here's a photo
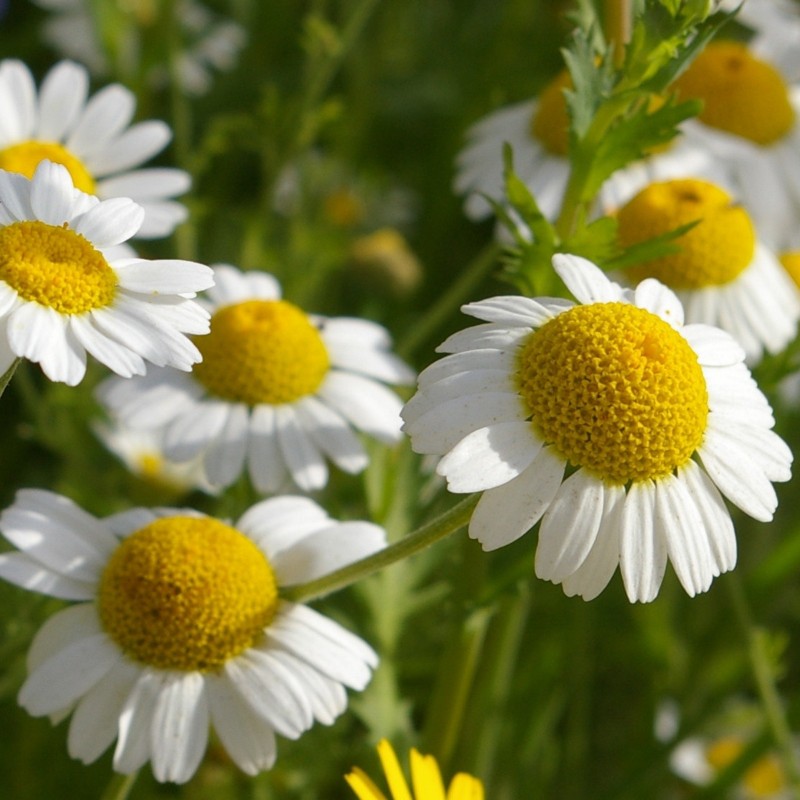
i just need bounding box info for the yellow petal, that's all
[410,748,447,800]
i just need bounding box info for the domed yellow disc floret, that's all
[673,41,795,145]
[517,302,708,484]
[705,738,785,797]
[0,220,117,313]
[617,179,755,288]
[530,69,573,156]
[98,516,279,672]
[193,299,331,406]
[0,141,96,194]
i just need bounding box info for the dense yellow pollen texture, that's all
[0,220,117,313]
[193,299,330,405]
[617,179,755,288]
[0,140,96,193]
[530,69,573,156]
[98,516,278,672]
[674,41,795,145]
[517,303,708,484]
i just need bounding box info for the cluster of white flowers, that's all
[0,0,798,793]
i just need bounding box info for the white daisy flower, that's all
[0,58,190,238]
[673,39,800,250]
[0,488,384,783]
[453,69,718,223]
[97,263,414,493]
[614,177,800,363]
[0,161,212,385]
[93,420,217,496]
[401,254,792,603]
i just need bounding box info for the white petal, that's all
[150,672,209,784]
[247,405,287,494]
[0,488,118,581]
[0,552,93,599]
[27,603,100,674]
[275,404,328,491]
[67,84,136,158]
[682,324,746,366]
[293,396,368,474]
[72,197,144,246]
[68,659,140,765]
[207,264,281,306]
[20,633,121,716]
[536,468,605,583]
[437,420,541,492]
[85,120,171,175]
[678,460,737,576]
[469,446,565,550]
[114,669,162,775]
[164,399,229,461]
[461,295,559,327]
[416,348,514,389]
[552,254,624,303]
[30,160,78,225]
[634,278,684,327]
[699,427,778,521]
[70,315,147,378]
[270,521,386,586]
[203,402,249,487]
[237,495,332,559]
[113,259,215,295]
[619,481,667,603]
[562,483,625,600]
[402,368,515,420]
[0,168,34,220]
[223,649,312,739]
[7,303,87,385]
[436,322,528,355]
[268,602,377,688]
[0,60,37,140]
[656,473,715,597]
[206,675,277,775]
[96,168,190,201]
[37,60,89,141]
[402,391,526,455]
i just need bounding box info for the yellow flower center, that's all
[193,299,331,405]
[706,737,785,798]
[779,252,800,288]
[98,516,279,672]
[0,141,96,194]
[530,69,573,156]
[0,220,117,313]
[617,179,755,288]
[517,303,708,484]
[673,41,795,145]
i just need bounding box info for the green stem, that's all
[0,358,20,401]
[604,0,632,68]
[99,770,139,800]
[397,241,500,360]
[283,494,479,604]
[726,572,800,791]
[423,605,493,772]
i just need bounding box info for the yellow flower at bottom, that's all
[346,739,484,800]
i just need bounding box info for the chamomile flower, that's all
[97,264,414,493]
[614,178,800,362]
[453,69,716,222]
[346,739,484,800]
[93,420,216,496]
[0,58,189,238]
[0,161,212,385]
[673,40,800,250]
[401,254,792,603]
[0,489,384,783]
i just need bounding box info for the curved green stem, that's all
[283,494,479,604]
[726,572,800,792]
[99,770,139,800]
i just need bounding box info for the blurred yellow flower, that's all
[346,739,484,800]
